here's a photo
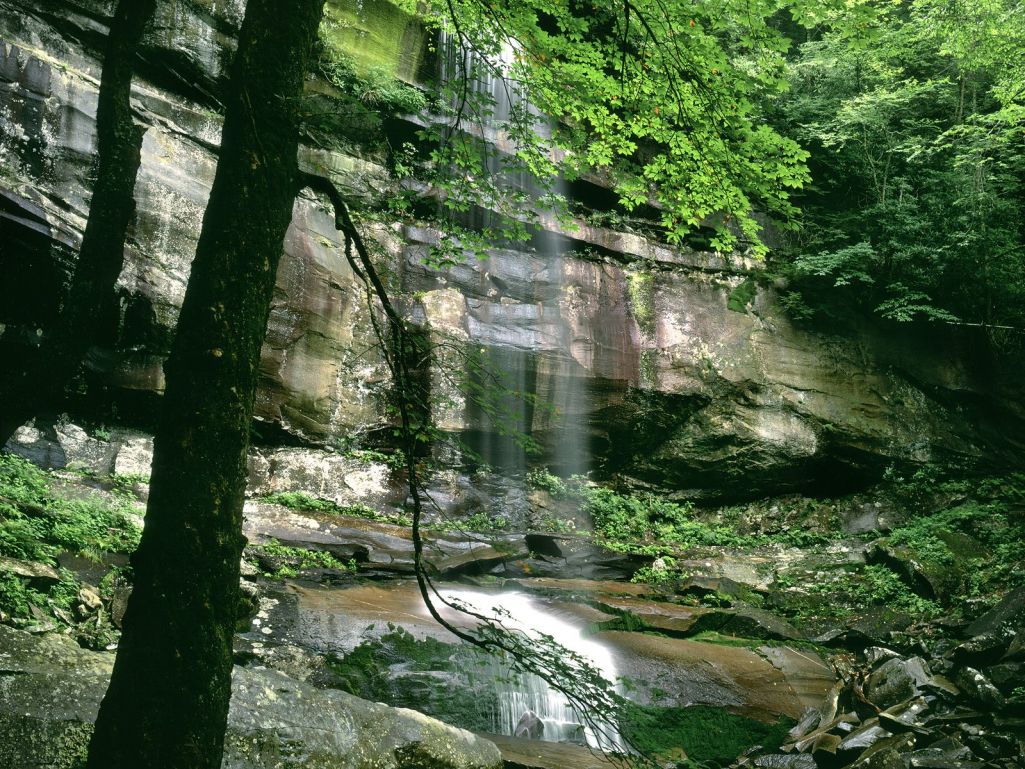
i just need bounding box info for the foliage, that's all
[0,453,141,564]
[631,555,687,586]
[806,564,942,618]
[620,704,794,768]
[247,538,357,579]
[459,511,510,531]
[773,0,1025,332]
[582,487,756,553]
[526,467,568,497]
[325,626,501,733]
[726,278,757,313]
[885,498,1025,600]
[0,454,141,642]
[404,0,851,259]
[344,448,408,470]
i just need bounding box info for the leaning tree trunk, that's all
[0,0,156,446]
[84,1,326,767]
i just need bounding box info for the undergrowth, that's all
[247,538,357,579]
[0,453,140,645]
[621,703,794,768]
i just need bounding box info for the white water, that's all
[440,589,624,750]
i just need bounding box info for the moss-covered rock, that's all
[0,625,502,769]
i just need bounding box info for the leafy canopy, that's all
[407,0,871,255]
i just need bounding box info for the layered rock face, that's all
[1,0,1022,501]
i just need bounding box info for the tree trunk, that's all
[0,0,156,446]
[84,1,325,767]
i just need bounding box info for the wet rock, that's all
[592,595,707,635]
[837,719,891,753]
[0,556,60,585]
[5,425,68,469]
[851,734,916,769]
[498,539,649,582]
[687,606,804,642]
[865,657,932,709]
[953,667,1006,710]
[75,586,102,618]
[847,608,915,646]
[866,541,949,600]
[1005,629,1025,661]
[677,575,754,602]
[983,661,1025,694]
[864,647,900,667]
[513,710,545,739]
[54,423,116,474]
[112,435,153,477]
[481,734,619,769]
[964,588,1025,638]
[603,631,834,720]
[247,448,392,510]
[109,586,132,629]
[752,754,816,768]
[906,738,981,769]
[237,581,261,630]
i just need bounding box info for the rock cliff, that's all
[1,0,1022,501]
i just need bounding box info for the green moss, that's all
[260,491,386,521]
[727,278,757,313]
[627,271,656,334]
[0,454,141,564]
[620,704,794,767]
[248,538,357,578]
[526,467,568,497]
[325,627,500,732]
[0,454,139,644]
[321,0,426,81]
[582,487,757,554]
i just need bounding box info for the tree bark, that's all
[84,2,326,767]
[0,0,156,446]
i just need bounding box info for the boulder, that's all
[963,587,1025,640]
[112,435,154,477]
[953,667,1006,711]
[865,658,932,710]
[0,556,60,584]
[0,625,502,769]
[685,606,803,642]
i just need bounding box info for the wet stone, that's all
[954,667,1007,710]
[865,657,931,709]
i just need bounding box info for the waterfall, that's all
[436,27,592,483]
[441,589,625,751]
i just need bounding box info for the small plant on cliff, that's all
[248,538,357,579]
[526,468,568,498]
[0,454,141,563]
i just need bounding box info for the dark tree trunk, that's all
[0,0,156,446]
[84,1,326,767]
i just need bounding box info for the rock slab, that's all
[0,625,502,769]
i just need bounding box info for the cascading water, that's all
[431,26,618,752]
[440,589,625,751]
[437,28,592,482]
